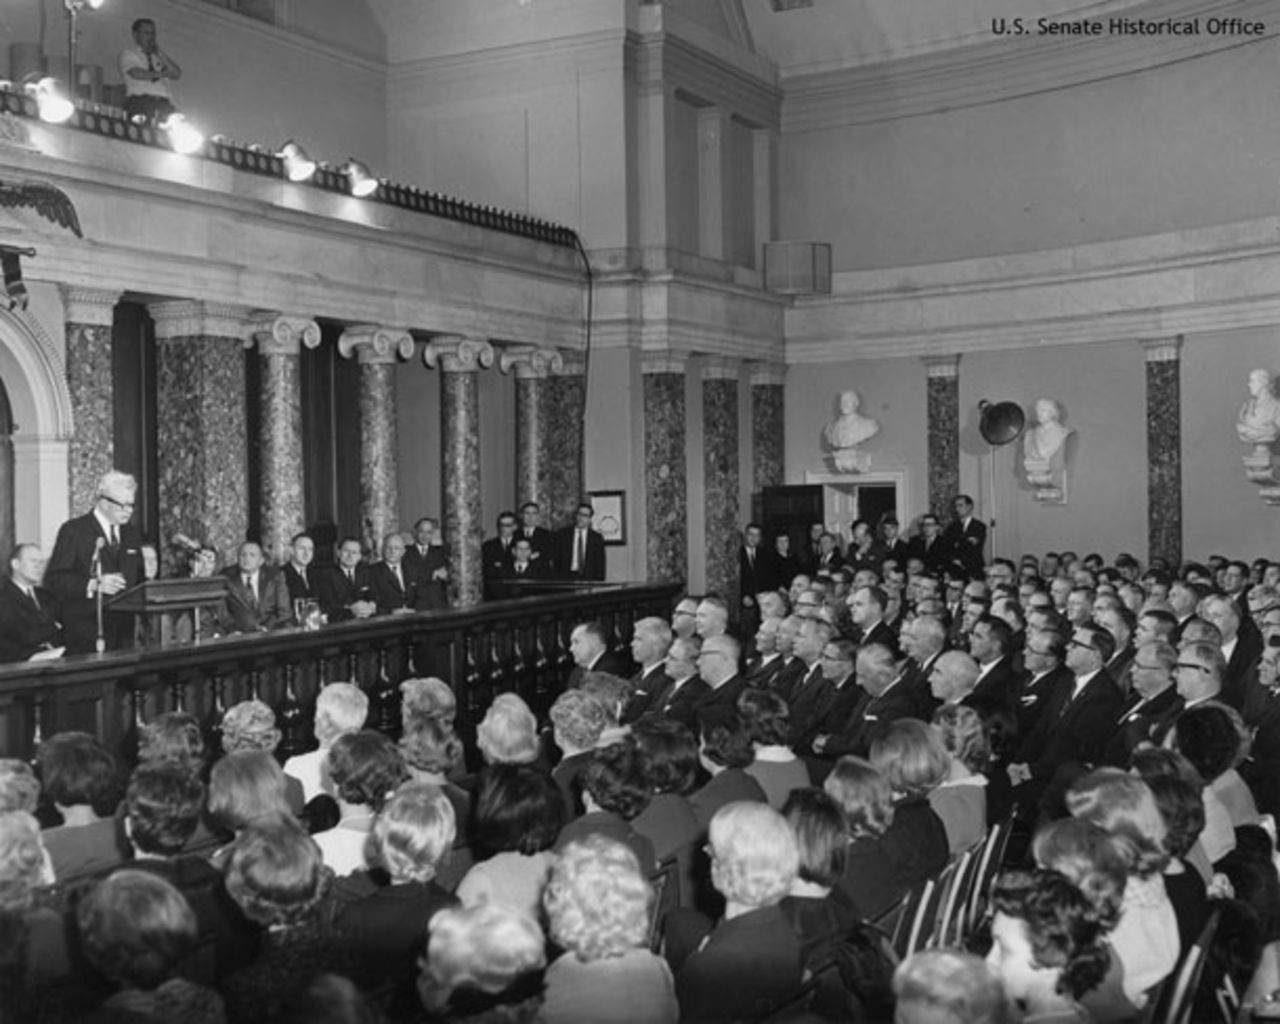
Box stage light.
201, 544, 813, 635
162, 113, 204, 155
26, 77, 74, 124
344, 158, 378, 197
279, 139, 316, 182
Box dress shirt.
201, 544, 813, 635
1068, 668, 1099, 702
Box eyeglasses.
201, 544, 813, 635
1176, 662, 1211, 673
100, 494, 135, 510
1068, 638, 1097, 651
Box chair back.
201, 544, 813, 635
930, 847, 976, 947
893, 876, 938, 959
648, 855, 680, 951
1152, 907, 1220, 1024
966, 812, 1014, 932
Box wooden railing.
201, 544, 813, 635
0, 582, 680, 764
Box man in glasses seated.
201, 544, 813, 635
46, 468, 145, 654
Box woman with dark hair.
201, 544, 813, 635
313, 730, 408, 877
38, 731, 123, 879
822, 757, 899, 920
869, 721, 950, 891
778, 788, 860, 965
1143, 774, 1209, 947
456, 764, 564, 921
556, 739, 655, 871
1172, 701, 1259, 829
738, 689, 810, 810
630, 719, 700, 864
688, 710, 767, 832
986, 869, 1110, 1023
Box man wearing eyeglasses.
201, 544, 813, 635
1101, 639, 1180, 766
46, 469, 145, 654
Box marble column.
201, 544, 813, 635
643, 354, 688, 583
247, 313, 321, 564
151, 302, 251, 567
1143, 338, 1183, 567
923, 355, 961, 518
499, 346, 565, 511
703, 358, 740, 604
338, 326, 416, 549
424, 336, 494, 607
546, 354, 586, 526
61, 287, 120, 513
750, 363, 786, 496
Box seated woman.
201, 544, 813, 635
986, 868, 1110, 1024
894, 949, 1009, 1024
1143, 774, 1210, 949
138, 712, 208, 780
1129, 746, 1222, 880
401, 676, 458, 733
688, 710, 767, 833
456, 764, 564, 920
283, 683, 368, 804
737, 689, 810, 810
931, 706, 990, 855
38, 731, 123, 880
332, 782, 458, 1000
822, 756, 900, 920
542, 835, 678, 1024
76, 869, 225, 1023
868, 721, 950, 890
549, 689, 611, 817
477, 693, 542, 768
778, 788, 860, 965
1066, 770, 1179, 1009
417, 904, 547, 1023
313, 731, 408, 877
1172, 701, 1260, 829
399, 716, 471, 835
220, 701, 304, 815
671, 802, 805, 1022
629, 719, 701, 865
207, 749, 294, 867
556, 739, 655, 872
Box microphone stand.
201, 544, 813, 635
92, 537, 105, 654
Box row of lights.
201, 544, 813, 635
10, 76, 378, 196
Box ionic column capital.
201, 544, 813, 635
701, 356, 740, 381
922, 354, 961, 379
748, 362, 786, 387
554, 350, 586, 377
246, 313, 321, 356
1141, 336, 1182, 363
60, 286, 121, 326
338, 325, 415, 365
641, 351, 690, 375
150, 301, 251, 341
498, 345, 564, 379
423, 336, 495, 373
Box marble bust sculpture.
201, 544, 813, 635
824, 390, 879, 472
1023, 398, 1073, 502
1237, 369, 1280, 450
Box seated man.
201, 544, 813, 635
566, 619, 631, 687
369, 533, 418, 614
280, 532, 318, 611
221, 541, 292, 632
317, 536, 376, 622
0, 543, 62, 663
490, 537, 548, 599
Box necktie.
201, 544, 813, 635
109, 526, 119, 548
300, 569, 308, 590
346, 569, 355, 585
26, 587, 39, 611
575, 530, 586, 573
394, 567, 403, 592
516, 564, 524, 575
748, 548, 755, 569
244, 575, 257, 607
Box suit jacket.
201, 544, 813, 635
901, 652, 945, 715
1018, 669, 1124, 782
739, 546, 774, 603
824, 676, 929, 759
907, 535, 951, 576
46, 511, 144, 653
786, 665, 834, 746
1241, 688, 1280, 819
402, 544, 449, 609
691, 675, 748, 726
661, 676, 711, 729
317, 564, 375, 621
858, 620, 901, 659
799, 679, 869, 754
280, 563, 317, 606
814, 549, 844, 575
566, 649, 634, 689
515, 526, 553, 563
1222, 628, 1264, 711
480, 536, 516, 598
771, 657, 808, 704
943, 517, 987, 574
1015, 664, 1073, 741
972, 656, 1020, 714
490, 559, 550, 600
1101, 687, 1181, 767
878, 538, 910, 570
745, 653, 786, 691
368, 561, 418, 614
1105, 644, 1137, 697
0, 577, 61, 662
552, 525, 606, 581
621, 663, 675, 725
221, 566, 293, 632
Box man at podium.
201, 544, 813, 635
46, 470, 145, 655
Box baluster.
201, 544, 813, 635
463, 634, 482, 714
277, 661, 305, 758
556, 619, 574, 683
486, 630, 506, 697
247, 663, 262, 702
346, 648, 359, 686
375, 645, 399, 737
168, 674, 187, 712
610, 609, 630, 656
533, 623, 551, 700
317, 653, 329, 687
27, 693, 44, 765
206, 670, 227, 753
510, 628, 529, 701
127, 683, 148, 758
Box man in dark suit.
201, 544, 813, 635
369, 533, 420, 615
515, 502, 553, 565
814, 532, 843, 574
1203, 593, 1263, 711
221, 541, 293, 633
402, 517, 448, 610
46, 469, 145, 654
738, 522, 773, 641
943, 494, 987, 577
492, 537, 549, 599
0, 543, 62, 662
817, 642, 924, 759
566, 619, 632, 688
1096, 604, 1137, 696
690, 634, 747, 723
786, 619, 834, 745
968, 615, 1019, 713
655, 636, 709, 728
907, 513, 951, 577
876, 516, 910, 573
280, 532, 317, 614
481, 511, 519, 600
621, 616, 675, 724
795, 637, 863, 754
745, 617, 786, 690
1102, 639, 1181, 767
769, 615, 808, 703
1015, 628, 1074, 741
898, 614, 947, 712
317, 536, 376, 622
553, 502, 606, 581
847, 585, 900, 658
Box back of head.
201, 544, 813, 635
139, 712, 206, 775
707, 801, 799, 909
0, 810, 45, 915
932, 705, 990, 774
0, 759, 39, 815
77, 870, 197, 990
38, 731, 118, 811
1173, 701, 1246, 782
225, 821, 327, 927
420, 904, 547, 1018
549, 689, 609, 752
400, 677, 456, 725
313, 683, 369, 747
544, 835, 651, 961
582, 740, 651, 821
1066, 770, 1169, 878
221, 699, 281, 755
472, 764, 564, 858
698, 709, 754, 770
631, 718, 700, 796
477, 694, 541, 766
209, 749, 291, 832
400, 715, 463, 776
823, 756, 894, 839
373, 782, 456, 883
893, 949, 1008, 1024
781, 788, 847, 888
126, 761, 205, 856
869, 720, 949, 797
1031, 818, 1127, 931
736, 687, 791, 748
327, 730, 408, 811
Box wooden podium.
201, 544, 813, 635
108, 577, 230, 647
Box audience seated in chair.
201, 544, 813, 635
556, 738, 656, 871
283, 683, 369, 804
220, 700, 304, 816
38, 731, 124, 880
777, 787, 861, 966
869, 720, 951, 892
738, 688, 811, 810
312, 731, 408, 877
688, 710, 767, 833
893, 948, 1011, 1024
822, 756, 901, 921
207, 749, 295, 868
931, 705, 990, 855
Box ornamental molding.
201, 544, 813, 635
641, 352, 690, 375
1141, 337, 1182, 363
245, 313, 321, 356
422, 336, 495, 373
922, 355, 961, 379
149, 300, 251, 341
60, 286, 120, 326
338, 325, 415, 365
498, 345, 564, 379
701, 356, 740, 381
749, 363, 787, 387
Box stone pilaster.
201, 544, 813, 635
61, 287, 120, 514
923, 355, 961, 519
702, 358, 740, 605
750, 363, 786, 496
547, 353, 586, 527
151, 301, 251, 568
246, 313, 320, 565
424, 336, 494, 607
499, 346, 564, 513
643, 354, 688, 584
339, 326, 416, 550
1143, 338, 1182, 567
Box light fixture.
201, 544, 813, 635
162, 112, 204, 155
65, 0, 107, 99
343, 158, 378, 197
26, 77, 74, 124
279, 140, 316, 182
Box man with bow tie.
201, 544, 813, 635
0, 543, 63, 662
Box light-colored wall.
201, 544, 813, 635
780, 36, 1280, 271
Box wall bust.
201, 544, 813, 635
823, 389, 879, 473
1023, 397, 1073, 503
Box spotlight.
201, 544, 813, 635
162, 112, 204, 155
343, 158, 378, 197
279, 140, 316, 182
26, 77, 74, 124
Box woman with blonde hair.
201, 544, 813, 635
869, 720, 950, 890
822, 756, 900, 919
477, 693, 541, 766
542, 835, 677, 1023
931, 705, 990, 855
283, 683, 368, 803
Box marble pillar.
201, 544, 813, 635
339, 326, 416, 549
151, 302, 251, 567
643, 354, 688, 584
499, 346, 564, 512
1143, 338, 1183, 567
546, 354, 586, 526
425, 337, 494, 607
703, 359, 740, 605
247, 314, 321, 564
61, 287, 120, 513
924, 355, 961, 518
751, 364, 786, 496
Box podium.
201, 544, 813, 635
108, 577, 230, 647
